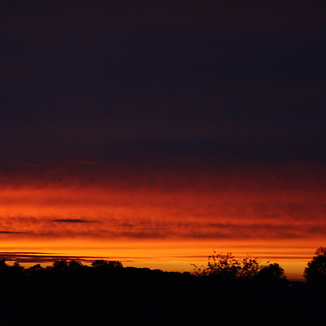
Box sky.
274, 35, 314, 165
0, 1, 325, 279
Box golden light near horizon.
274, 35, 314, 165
0, 237, 317, 280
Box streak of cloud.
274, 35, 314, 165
0, 231, 26, 234
0, 252, 100, 264
52, 219, 97, 223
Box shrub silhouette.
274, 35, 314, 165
192, 252, 241, 281
238, 256, 264, 280
193, 251, 286, 283
304, 247, 326, 285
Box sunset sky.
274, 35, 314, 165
1, 1, 325, 280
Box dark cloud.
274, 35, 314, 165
0, 252, 100, 263
52, 219, 96, 223
0, 231, 26, 234
118, 224, 168, 230
118, 224, 135, 228
132, 227, 168, 230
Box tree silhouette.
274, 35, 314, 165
9, 261, 24, 276
0, 259, 10, 286
50, 259, 70, 276
91, 260, 123, 269
304, 247, 326, 285
256, 263, 287, 283
67, 259, 85, 272
91, 259, 109, 268
0, 259, 9, 272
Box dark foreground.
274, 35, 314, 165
0, 280, 325, 326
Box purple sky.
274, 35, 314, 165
1, 1, 325, 168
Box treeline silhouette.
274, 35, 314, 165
0, 257, 288, 289
0, 259, 196, 288
0, 249, 326, 325
3, 248, 325, 288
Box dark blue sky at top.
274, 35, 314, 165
1, 1, 325, 169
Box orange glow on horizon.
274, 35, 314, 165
0, 163, 324, 280
0, 237, 318, 280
